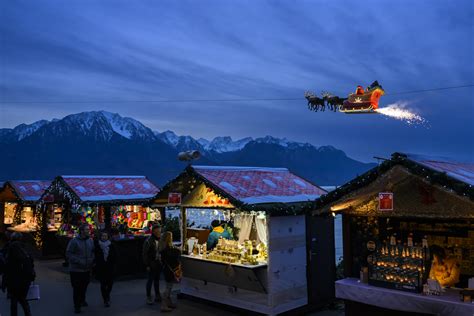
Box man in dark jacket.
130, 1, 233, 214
66, 224, 95, 314
3, 232, 35, 316
142, 224, 162, 305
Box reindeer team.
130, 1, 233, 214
304, 91, 346, 112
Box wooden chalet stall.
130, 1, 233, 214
0, 180, 51, 253
39, 175, 160, 274
313, 153, 474, 316
153, 165, 329, 315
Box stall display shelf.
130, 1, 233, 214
182, 254, 267, 269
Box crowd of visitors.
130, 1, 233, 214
0, 222, 182, 315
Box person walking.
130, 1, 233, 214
66, 224, 95, 314
94, 230, 117, 307
159, 231, 181, 312
142, 224, 162, 305
2, 232, 35, 316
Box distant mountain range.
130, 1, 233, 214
0, 111, 375, 186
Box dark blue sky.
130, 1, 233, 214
1, 0, 473, 162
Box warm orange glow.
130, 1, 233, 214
369, 87, 385, 109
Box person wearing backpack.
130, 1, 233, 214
142, 224, 162, 305
159, 231, 181, 312
3, 232, 35, 316
66, 224, 95, 314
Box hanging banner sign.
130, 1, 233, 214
168, 192, 182, 205
378, 192, 393, 211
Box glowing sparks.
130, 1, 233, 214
375, 102, 427, 126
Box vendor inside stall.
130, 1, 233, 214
207, 219, 231, 250
180, 207, 268, 266
429, 245, 461, 288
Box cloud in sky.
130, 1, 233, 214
0, 0, 473, 162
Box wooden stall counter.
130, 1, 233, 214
181, 254, 268, 293
336, 278, 474, 316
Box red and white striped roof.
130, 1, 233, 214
406, 154, 474, 185
192, 166, 326, 204
60, 176, 159, 202
9, 180, 52, 202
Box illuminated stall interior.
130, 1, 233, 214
41, 175, 161, 238
39, 175, 161, 273
0, 180, 51, 233
154, 165, 326, 315
313, 152, 474, 316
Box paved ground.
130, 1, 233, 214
0, 259, 344, 316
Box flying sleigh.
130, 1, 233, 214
305, 81, 385, 114
340, 81, 385, 114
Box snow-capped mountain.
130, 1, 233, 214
156, 130, 180, 146
1, 111, 156, 143
200, 136, 253, 153
0, 111, 375, 185
158, 133, 308, 154
253, 136, 311, 149
0, 120, 49, 142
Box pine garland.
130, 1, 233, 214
314, 153, 474, 213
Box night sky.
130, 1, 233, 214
1, 0, 473, 162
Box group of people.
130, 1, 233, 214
142, 224, 182, 312
0, 222, 181, 315
65, 224, 116, 313
66, 223, 181, 314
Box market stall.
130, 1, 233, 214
0, 180, 51, 254
0, 180, 51, 232
153, 165, 327, 315
313, 152, 474, 316
39, 175, 160, 273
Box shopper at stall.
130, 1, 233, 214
142, 224, 162, 305
428, 245, 460, 288
206, 220, 231, 250
2, 232, 35, 316
94, 230, 117, 307
159, 231, 181, 312
66, 224, 95, 314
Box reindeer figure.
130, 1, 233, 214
321, 91, 346, 112
305, 91, 325, 112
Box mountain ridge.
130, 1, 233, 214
0, 111, 375, 186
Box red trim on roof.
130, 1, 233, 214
9, 180, 51, 202
192, 166, 326, 204
59, 176, 160, 202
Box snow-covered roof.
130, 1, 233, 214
192, 165, 326, 205
8, 180, 52, 201
59, 176, 159, 203
406, 153, 474, 185
321, 186, 338, 192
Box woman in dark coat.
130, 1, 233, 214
3, 232, 35, 316
94, 231, 117, 307
159, 231, 181, 312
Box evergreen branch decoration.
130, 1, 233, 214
313, 152, 474, 214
